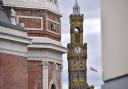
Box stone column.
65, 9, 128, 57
60, 65, 63, 89
43, 61, 49, 89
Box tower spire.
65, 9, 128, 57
73, 0, 81, 15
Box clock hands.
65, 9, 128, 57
74, 47, 81, 55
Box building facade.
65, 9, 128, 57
0, 0, 66, 89
0, 1, 31, 89
67, 0, 94, 89
102, 0, 128, 89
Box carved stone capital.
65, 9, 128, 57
42, 61, 49, 69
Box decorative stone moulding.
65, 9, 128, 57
3, 0, 61, 15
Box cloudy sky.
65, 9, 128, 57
58, 0, 103, 89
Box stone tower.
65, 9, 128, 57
67, 0, 94, 89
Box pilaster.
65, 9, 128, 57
42, 61, 49, 89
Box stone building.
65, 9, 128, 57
0, 0, 66, 89
67, 0, 94, 89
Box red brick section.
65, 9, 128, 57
0, 53, 28, 89
19, 17, 42, 29
48, 62, 54, 88
3, 7, 62, 41
16, 8, 61, 41
48, 63, 61, 89
56, 64, 62, 89
27, 30, 61, 41
28, 61, 42, 89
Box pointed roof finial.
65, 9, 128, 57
73, 0, 81, 15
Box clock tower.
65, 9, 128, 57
67, 0, 94, 89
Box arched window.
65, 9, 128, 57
72, 70, 80, 81
79, 70, 85, 80
51, 84, 56, 89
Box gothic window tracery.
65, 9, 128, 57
79, 70, 84, 80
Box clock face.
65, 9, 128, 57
73, 47, 81, 54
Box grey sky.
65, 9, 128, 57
58, 0, 102, 89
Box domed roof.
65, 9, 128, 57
3, 0, 60, 15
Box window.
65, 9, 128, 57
51, 84, 56, 89
79, 70, 85, 80
51, 23, 57, 32
47, 19, 60, 34
72, 70, 79, 80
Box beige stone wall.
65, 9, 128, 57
102, 0, 128, 81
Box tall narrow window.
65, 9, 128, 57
51, 84, 56, 89
79, 70, 84, 80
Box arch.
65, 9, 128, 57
75, 27, 80, 32
49, 79, 58, 89
51, 84, 56, 89
79, 62, 85, 70
74, 27, 80, 34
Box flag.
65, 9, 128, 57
90, 66, 98, 72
